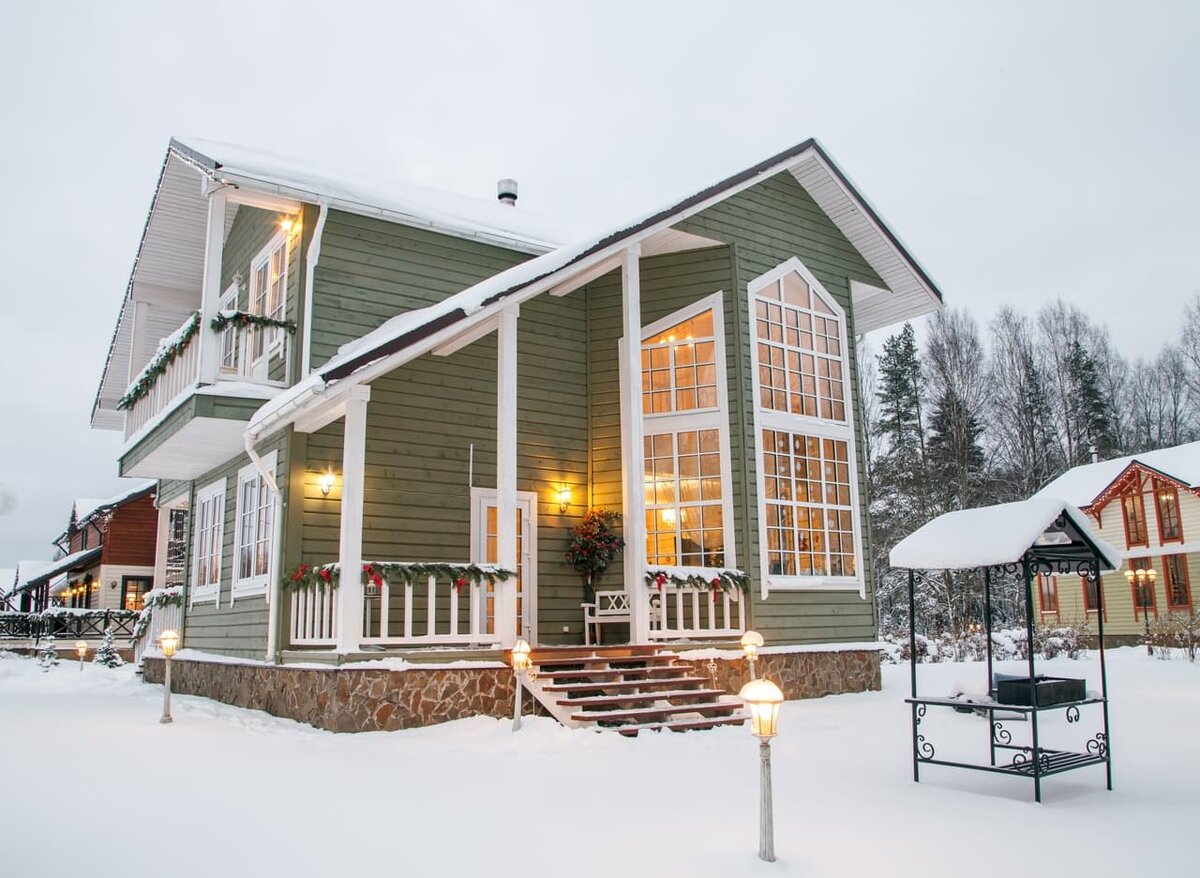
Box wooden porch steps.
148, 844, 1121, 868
520, 646, 745, 736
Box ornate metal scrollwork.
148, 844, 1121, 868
1028, 558, 1102, 580
1010, 749, 1031, 768
1065, 705, 1080, 724
991, 722, 1012, 745
916, 733, 935, 760
1087, 733, 1108, 757
916, 703, 927, 721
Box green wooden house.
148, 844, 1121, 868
92, 137, 942, 730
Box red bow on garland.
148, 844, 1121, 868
454, 577, 468, 594
655, 573, 667, 592
712, 578, 720, 604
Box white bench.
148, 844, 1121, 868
581, 590, 661, 645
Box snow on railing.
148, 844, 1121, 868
131, 587, 183, 663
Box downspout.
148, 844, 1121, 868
301, 201, 329, 377
245, 432, 284, 662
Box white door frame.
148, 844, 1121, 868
470, 488, 539, 644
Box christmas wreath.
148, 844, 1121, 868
565, 508, 624, 602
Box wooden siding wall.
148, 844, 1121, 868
101, 494, 158, 567
298, 290, 589, 645
157, 479, 190, 506
671, 171, 885, 644
308, 211, 530, 369
181, 431, 290, 658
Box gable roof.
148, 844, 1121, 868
14, 547, 103, 594
55, 482, 156, 548
889, 498, 1122, 571
249, 138, 943, 440
91, 137, 580, 431
1033, 441, 1200, 508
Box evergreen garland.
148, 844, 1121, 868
645, 568, 750, 594
280, 561, 515, 592
117, 312, 201, 410
129, 589, 183, 643
210, 310, 297, 335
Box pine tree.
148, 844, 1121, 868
37, 636, 60, 671
93, 628, 124, 668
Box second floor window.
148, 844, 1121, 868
250, 234, 287, 360
1121, 491, 1148, 547
1154, 482, 1182, 543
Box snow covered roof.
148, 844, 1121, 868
72, 482, 156, 527
15, 560, 56, 591
1033, 441, 1200, 508
14, 547, 103, 593
249, 138, 944, 440
889, 498, 1122, 571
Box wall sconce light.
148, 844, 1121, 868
318, 469, 336, 497
280, 216, 298, 236
110, 580, 118, 590
557, 486, 571, 514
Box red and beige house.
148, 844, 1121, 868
14, 483, 159, 613
1033, 441, 1200, 639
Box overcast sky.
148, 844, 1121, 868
1, 1, 1197, 564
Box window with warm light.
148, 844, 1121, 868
191, 479, 225, 602
750, 260, 861, 592
250, 233, 288, 360
234, 454, 277, 596
1130, 557, 1156, 620
1154, 482, 1182, 543
1121, 490, 1148, 547
638, 295, 736, 570
1164, 553, 1191, 610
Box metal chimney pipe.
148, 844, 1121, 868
497, 178, 518, 206
1089, 444, 1099, 464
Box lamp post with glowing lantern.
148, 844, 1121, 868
511, 638, 533, 731
740, 630, 764, 680
740, 677, 784, 863
1124, 566, 1158, 655
75, 640, 87, 670
159, 629, 179, 724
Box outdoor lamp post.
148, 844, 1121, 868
511, 638, 532, 731
740, 630, 764, 680
1124, 566, 1158, 655
75, 640, 87, 670
159, 629, 179, 724
740, 677, 784, 863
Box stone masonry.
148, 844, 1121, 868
143, 647, 880, 733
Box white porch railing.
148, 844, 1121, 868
287, 562, 504, 650
290, 583, 338, 646
124, 321, 201, 440
646, 568, 747, 640
132, 589, 183, 663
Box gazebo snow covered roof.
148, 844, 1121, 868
889, 498, 1122, 572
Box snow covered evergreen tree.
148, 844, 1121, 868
37, 636, 60, 670
93, 628, 124, 668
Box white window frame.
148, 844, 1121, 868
232, 452, 278, 600
218, 283, 239, 375
190, 479, 225, 606
631, 292, 738, 571
749, 258, 865, 596
248, 232, 288, 366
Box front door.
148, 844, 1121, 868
471, 489, 537, 643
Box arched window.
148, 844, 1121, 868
749, 259, 862, 594
639, 293, 736, 570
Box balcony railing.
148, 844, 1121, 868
121, 312, 290, 441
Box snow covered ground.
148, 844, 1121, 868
0, 649, 1194, 877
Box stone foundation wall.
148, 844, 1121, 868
143, 646, 880, 733
142, 658, 534, 732
676, 648, 881, 700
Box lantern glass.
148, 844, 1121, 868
740, 630, 764, 659
318, 469, 335, 497
75, 640, 87, 656
739, 678, 784, 739
512, 638, 532, 672
160, 629, 179, 657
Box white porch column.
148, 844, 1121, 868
196, 188, 228, 386
335, 385, 371, 655
153, 506, 171, 590
496, 305, 519, 647
619, 244, 650, 643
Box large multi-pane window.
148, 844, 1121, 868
250, 234, 287, 360
234, 455, 276, 595
191, 480, 224, 602
639, 297, 734, 570
751, 260, 860, 592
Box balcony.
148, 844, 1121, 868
118, 312, 291, 480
